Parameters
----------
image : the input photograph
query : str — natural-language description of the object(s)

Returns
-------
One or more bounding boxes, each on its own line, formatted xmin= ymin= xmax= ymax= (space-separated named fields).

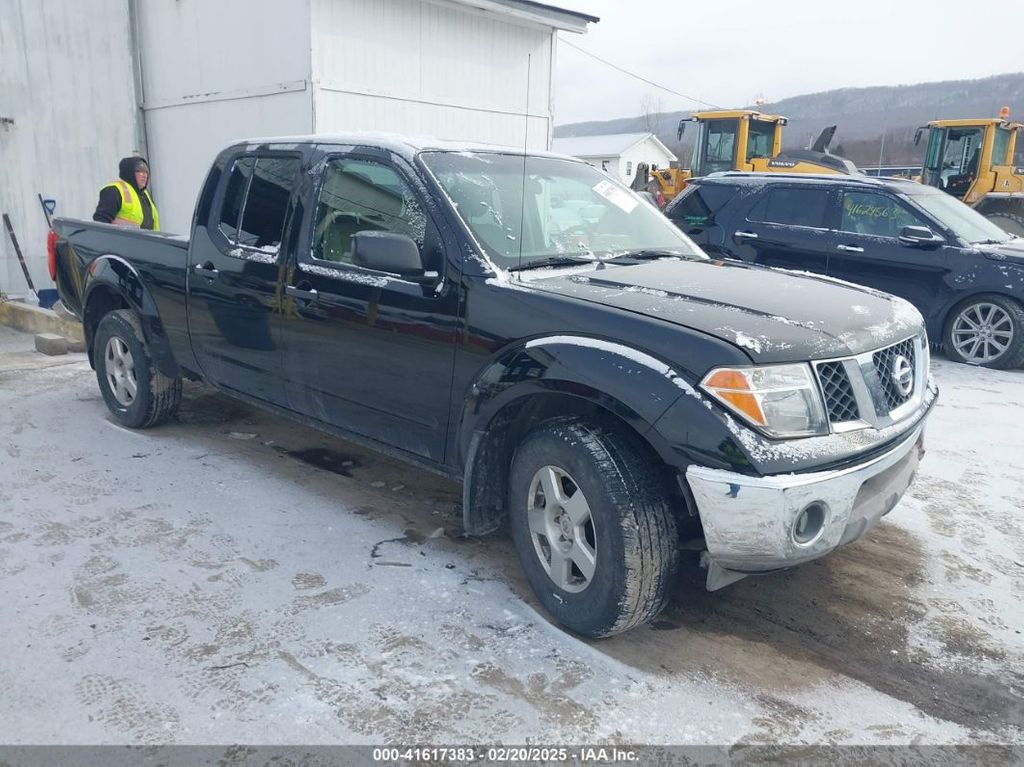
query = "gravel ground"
xmin=0 ymin=325 xmax=1022 ymax=748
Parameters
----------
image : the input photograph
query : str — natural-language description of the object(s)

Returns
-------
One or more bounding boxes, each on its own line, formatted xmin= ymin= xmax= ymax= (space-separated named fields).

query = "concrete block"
xmin=35 ymin=333 xmax=68 ymax=356
xmin=53 ymin=300 xmax=76 ymax=321
xmin=66 ymin=336 xmax=87 ymax=353
xmin=0 ymin=300 xmax=84 ymax=342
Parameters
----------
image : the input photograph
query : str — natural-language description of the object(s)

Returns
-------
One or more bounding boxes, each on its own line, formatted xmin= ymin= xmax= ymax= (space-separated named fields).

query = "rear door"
xmin=665 ymin=182 xmax=740 ymax=257
xmin=187 ymin=149 xmax=306 ymax=405
xmin=278 ymin=147 xmax=460 ymax=463
xmin=728 ymin=184 xmax=835 ymax=273
xmin=827 ymin=189 xmax=952 ymax=314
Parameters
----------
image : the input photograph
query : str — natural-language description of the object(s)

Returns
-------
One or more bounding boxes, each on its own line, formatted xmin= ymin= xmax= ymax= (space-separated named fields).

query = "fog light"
xmin=793 ymin=502 xmax=826 ymax=545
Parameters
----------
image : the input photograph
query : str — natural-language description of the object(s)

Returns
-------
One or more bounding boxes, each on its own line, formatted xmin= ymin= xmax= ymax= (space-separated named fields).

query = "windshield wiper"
xmin=507 ymin=255 xmax=595 ymax=272
xmin=603 ymin=249 xmax=691 ymax=263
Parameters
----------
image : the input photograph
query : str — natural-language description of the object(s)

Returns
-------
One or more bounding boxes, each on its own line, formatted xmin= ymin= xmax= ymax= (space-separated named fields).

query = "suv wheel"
xmin=508 ymin=417 xmax=678 ymax=638
xmin=94 ymin=310 xmax=183 ymax=427
xmin=944 ymin=294 xmax=1024 ymax=369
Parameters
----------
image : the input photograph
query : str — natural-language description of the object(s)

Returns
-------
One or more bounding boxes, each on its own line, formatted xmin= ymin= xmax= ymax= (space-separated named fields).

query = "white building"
xmin=0 ymin=0 xmax=596 ymax=296
xmin=552 ymin=132 xmax=677 ymax=185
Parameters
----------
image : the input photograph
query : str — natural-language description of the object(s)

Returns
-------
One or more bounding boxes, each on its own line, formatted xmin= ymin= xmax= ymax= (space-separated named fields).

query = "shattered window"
xmin=313 ymin=159 xmax=426 ymax=265
xmin=238 ymin=157 xmax=301 ymax=250
xmin=218 ymin=155 xmax=300 ymax=255
xmin=218 ymin=157 xmax=255 ymax=242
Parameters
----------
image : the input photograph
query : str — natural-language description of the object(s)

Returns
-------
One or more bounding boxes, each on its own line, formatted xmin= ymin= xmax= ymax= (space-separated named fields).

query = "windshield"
xmin=907 ymin=189 xmax=1013 ymax=244
xmin=421 ymin=151 xmax=703 ymax=269
xmin=923 ymin=127 xmax=983 ymax=189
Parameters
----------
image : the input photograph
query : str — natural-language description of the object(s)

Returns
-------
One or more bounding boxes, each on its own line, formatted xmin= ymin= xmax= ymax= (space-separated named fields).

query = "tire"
xmin=508 ymin=417 xmax=679 ymax=638
xmin=985 ymin=210 xmax=1024 ymax=238
xmin=943 ymin=294 xmax=1024 ymax=369
xmin=93 ymin=309 xmax=182 ymax=428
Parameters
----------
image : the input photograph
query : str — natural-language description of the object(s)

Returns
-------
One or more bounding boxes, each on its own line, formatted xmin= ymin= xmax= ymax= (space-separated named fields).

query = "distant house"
xmin=552 ymin=132 xmax=678 ymax=184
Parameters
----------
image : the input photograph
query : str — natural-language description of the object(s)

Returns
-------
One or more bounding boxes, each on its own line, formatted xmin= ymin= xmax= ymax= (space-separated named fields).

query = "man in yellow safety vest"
xmin=92 ymin=156 xmax=159 ymax=231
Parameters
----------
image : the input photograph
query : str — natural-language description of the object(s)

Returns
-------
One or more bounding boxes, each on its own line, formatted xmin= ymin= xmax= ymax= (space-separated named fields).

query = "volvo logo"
xmin=892 ymin=355 xmax=914 ymax=397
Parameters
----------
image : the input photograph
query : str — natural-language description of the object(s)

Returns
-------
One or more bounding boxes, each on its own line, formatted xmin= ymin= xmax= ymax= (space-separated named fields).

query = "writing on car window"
xmin=840 ymin=192 xmax=924 ymax=238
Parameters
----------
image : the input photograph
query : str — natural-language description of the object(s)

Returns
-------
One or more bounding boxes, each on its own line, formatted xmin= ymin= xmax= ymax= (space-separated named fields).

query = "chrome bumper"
xmin=686 ymin=421 xmax=926 ymax=590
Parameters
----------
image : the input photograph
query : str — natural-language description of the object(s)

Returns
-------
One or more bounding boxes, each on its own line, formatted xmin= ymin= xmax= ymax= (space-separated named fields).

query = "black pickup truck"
xmin=51 ymin=135 xmax=937 ymax=637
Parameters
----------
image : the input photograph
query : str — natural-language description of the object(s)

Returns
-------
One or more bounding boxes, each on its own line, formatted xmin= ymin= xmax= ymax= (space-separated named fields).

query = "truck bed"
xmin=53 ymin=218 xmax=189 ymax=319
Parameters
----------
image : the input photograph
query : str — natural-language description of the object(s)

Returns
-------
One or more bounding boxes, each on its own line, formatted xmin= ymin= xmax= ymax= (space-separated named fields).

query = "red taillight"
xmin=656 ymin=192 xmax=666 ymax=209
xmin=47 ymin=228 xmax=57 ymax=281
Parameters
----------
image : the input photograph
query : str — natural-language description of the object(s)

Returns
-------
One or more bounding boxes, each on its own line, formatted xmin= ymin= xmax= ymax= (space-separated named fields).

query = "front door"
xmin=827 ymin=189 xmax=951 ymax=316
xmin=187 ymin=151 xmax=304 ymax=405
xmin=278 ymin=149 xmax=460 ymax=463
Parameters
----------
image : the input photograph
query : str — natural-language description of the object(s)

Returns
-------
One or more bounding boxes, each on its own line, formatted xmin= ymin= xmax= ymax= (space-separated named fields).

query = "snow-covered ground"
xmin=0 ymin=326 xmax=1021 ymax=746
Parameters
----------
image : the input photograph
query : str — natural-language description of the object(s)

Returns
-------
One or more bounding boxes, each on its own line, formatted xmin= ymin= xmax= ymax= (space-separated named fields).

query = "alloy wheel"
xmin=104 ymin=336 xmax=138 ymax=406
xmin=951 ymin=302 xmax=1014 ymax=364
xmin=526 ymin=465 xmax=597 ymax=593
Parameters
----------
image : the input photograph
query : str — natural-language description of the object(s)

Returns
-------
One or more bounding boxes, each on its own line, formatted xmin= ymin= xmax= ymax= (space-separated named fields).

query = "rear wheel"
xmin=94 ymin=310 xmax=182 ymax=428
xmin=943 ymin=294 xmax=1024 ymax=369
xmin=508 ymin=417 xmax=678 ymax=638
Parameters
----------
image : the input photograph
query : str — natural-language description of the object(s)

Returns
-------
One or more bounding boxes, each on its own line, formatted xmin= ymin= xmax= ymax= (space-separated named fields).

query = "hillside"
xmin=554 ymin=72 xmax=1024 ymax=167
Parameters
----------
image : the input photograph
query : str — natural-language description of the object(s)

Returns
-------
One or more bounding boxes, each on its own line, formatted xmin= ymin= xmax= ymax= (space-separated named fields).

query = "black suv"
xmin=666 ymin=172 xmax=1024 ymax=369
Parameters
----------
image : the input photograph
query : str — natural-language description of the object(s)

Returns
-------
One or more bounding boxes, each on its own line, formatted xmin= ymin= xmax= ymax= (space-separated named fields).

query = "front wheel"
xmin=943 ymin=294 xmax=1024 ymax=369
xmin=94 ymin=310 xmax=182 ymax=428
xmin=508 ymin=417 xmax=679 ymax=638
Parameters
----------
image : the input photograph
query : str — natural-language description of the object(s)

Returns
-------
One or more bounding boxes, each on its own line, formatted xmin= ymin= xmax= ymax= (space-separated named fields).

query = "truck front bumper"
xmin=685 ymin=421 xmax=926 ymax=590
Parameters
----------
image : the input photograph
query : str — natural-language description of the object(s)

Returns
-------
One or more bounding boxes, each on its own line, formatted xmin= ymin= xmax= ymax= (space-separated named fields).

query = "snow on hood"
xmin=520 ymin=259 xmax=923 ymax=363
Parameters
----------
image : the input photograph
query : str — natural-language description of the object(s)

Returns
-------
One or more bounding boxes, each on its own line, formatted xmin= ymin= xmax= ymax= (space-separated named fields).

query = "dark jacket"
xmin=93 ymin=156 xmax=155 ymax=230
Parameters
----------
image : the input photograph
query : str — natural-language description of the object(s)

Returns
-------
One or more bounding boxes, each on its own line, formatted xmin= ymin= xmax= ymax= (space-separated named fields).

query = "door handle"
xmin=836 ymin=244 xmax=865 ymax=253
xmin=734 ymin=231 xmax=758 ymax=240
xmin=285 ymin=285 xmax=319 ymax=303
xmin=193 ymin=262 xmax=219 ymax=277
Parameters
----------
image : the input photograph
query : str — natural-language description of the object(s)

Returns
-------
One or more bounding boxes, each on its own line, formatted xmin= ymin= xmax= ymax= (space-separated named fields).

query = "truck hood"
xmin=522 ymin=259 xmax=923 ymax=363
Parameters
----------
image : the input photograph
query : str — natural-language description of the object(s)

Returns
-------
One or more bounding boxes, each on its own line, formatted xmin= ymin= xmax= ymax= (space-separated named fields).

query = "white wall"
xmin=0 ymin=0 xmax=139 ymax=294
xmin=310 ymin=0 xmax=554 ymax=150
xmin=1 ymin=0 xmax=569 ymax=268
xmin=616 ymin=140 xmax=676 ymax=185
xmin=137 ymin=0 xmax=313 ymax=232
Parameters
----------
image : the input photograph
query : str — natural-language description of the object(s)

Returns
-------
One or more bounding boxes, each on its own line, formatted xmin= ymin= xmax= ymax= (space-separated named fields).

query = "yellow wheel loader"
xmin=914 ymin=110 xmax=1024 ymax=236
xmin=647 ymin=110 xmax=856 ymax=206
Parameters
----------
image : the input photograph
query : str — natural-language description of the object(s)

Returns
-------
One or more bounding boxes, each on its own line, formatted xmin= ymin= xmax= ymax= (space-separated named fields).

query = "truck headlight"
xmin=701 ymin=364 xmax=828 ymax=438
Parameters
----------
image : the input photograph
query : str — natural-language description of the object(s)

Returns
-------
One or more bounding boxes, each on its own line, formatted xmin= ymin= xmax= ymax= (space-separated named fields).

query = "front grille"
xmin=873 ymin=338 xmax=917 ymax=412
xmin=816 ymin=361 xmax=860 ymax=423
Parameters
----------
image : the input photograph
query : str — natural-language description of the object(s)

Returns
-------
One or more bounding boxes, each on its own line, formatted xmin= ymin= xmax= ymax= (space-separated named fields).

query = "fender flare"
xmin=457 ymin=335 xmax=702 ymax=535
xmin=82 ymin=255 xmax=180 ymax=378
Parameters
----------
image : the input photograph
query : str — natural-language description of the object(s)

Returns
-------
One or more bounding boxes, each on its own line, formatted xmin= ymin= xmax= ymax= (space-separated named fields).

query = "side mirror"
xmin=351 ymin=231 xmax=438 ymax=284
xmin=913 ymin=127 xmax=924 ymax=146
xmin=898 ymin=225 xmax=943 ymax=248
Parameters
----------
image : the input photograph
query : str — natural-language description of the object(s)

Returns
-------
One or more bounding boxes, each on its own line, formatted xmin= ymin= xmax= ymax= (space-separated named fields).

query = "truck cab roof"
xmin=230 ymin=133 xmax=581 ymax=165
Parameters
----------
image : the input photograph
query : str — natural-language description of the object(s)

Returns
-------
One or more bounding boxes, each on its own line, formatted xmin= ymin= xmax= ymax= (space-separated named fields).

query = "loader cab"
xmin=686 ymin=111 xmax=784 ymax=177
xmin=920 ymin=119 xmax=1019 ymax=199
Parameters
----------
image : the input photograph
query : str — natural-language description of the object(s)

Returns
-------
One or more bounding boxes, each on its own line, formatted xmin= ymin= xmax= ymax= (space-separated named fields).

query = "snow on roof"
xmin=449 ymin=0 xmax=598 ymax=33
xmin=233 ymin=132 xmax=586 ymax=164
xmin=551 ymin=132 xmax=677 ymax=161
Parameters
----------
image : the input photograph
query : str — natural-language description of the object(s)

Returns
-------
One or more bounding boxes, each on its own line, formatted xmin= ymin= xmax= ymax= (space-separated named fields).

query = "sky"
xmin=552 ymin=0 xmax=1024 ymax=126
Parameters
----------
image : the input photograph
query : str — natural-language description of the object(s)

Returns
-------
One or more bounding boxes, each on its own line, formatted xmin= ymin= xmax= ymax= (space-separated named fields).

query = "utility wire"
xmin=560 ymin=39 xmax=725 ymax=111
